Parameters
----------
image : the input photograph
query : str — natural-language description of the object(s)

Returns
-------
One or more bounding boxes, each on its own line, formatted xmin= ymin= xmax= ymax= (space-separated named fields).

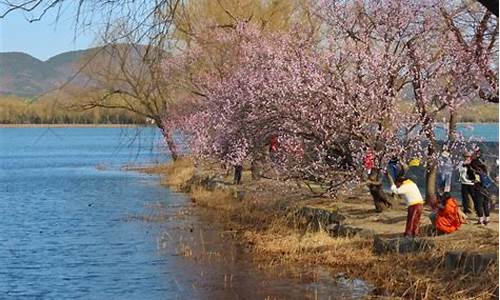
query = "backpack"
xmin=479 ymin=172 xmax=492 ymax=189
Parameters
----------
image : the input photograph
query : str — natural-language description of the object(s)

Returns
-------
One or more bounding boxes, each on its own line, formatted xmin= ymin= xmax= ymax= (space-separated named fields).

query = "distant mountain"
xmin=0 ymin=49 xmax=97 ymax=97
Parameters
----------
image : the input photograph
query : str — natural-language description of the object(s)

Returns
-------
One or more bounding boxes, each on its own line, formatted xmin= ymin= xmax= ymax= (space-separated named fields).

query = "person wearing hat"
xmin=391 ymin=176 xmax=424 ymax=237
xmin=458 ymin=151 xmax=476 ymax=215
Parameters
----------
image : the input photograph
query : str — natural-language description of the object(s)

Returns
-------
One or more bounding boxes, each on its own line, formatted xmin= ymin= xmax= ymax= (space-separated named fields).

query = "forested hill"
xmin=0 ymin=49 xmax=96 ymax=97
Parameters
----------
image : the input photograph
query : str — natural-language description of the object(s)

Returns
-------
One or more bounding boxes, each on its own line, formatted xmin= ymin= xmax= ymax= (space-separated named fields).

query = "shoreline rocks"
xmin=373 ymin=236 xmax=435 ymax=254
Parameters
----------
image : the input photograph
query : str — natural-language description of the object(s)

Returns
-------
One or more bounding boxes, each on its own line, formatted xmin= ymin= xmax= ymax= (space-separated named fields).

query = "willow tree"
xmin=172 ymin=0 xmax=319 ymax=43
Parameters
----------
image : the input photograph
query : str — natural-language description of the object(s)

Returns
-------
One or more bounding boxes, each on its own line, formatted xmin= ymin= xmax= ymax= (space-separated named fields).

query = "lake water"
xmin=0 ymin=124 xmax=497 ymax=299
xmin=0 ymin=127 xmax=371 ymax=299
xmin=435 ymin=123 xmax=498 ymax=142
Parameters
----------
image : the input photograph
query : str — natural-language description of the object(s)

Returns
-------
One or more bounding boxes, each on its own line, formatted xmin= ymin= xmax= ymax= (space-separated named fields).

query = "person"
xmin=470 ymin=149 xmax=492 ymax=225
xmin=391 ymin=177 xmax=424 ymax=237
xmin=386 ymin=156 xmax=407 ymax=199
xmin=458 ymin=151 xmax=476 ymax=214
xmin=386 ymin=156 xmax=401 ymax=187
xmin=470 ymin=147 xmax=488 ymax=175
xmin=233 ymin=164 xmax=243 ymax=185
xmin=362 ymin=147 xmax=375 ymax=175
xmin=269 ymin=135 xmax=279 ymax=153
xmin=438 ymin=149 xmax=453 ymax=194
xmin=430 ymin=192 xmax=466 ymax=234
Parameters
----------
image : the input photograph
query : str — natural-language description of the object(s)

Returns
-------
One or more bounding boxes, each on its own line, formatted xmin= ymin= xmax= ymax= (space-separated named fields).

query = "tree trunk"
xmin=367 ymin=169 xmax=392 ymax=212
xmin=250 ymin=159 xmax=261 ymax=180
xmin=425 ymin=143 xmax=438 ymax=209
xmin=160 ymin=126 xmax=179 ymax=161
xmin=250 ymin=144 xmax=266 ymax=180
xmin=448 ymin=110 xmax=457 ymax=145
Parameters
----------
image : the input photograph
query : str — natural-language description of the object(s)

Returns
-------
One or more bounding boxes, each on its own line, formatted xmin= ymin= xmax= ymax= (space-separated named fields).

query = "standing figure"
xmin=233 ymin=164 xmax=243 ymax=185
xmin=438 ymin=149 xmax=453 ymax=194
xmin=391 ymin=177 xmax=424 ymax=237
xmin=458 ymin=151 xmax=476 ymax=214
xmin=363 ymin=148 xmax=375 ymax=175
xmin=269 ymin=135 xmax=279 ymax=153
xmin=470 ymin=148 xmax=491 ymax=225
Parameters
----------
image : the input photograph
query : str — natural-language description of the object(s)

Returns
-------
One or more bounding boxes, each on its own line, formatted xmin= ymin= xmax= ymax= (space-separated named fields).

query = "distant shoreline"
xmin=0 ymin=124 xmax=150 ymax=128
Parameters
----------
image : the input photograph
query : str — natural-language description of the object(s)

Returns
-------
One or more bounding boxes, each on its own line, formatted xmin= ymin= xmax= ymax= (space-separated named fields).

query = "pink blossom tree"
xmin=169 ymin=0 xmax=497 ymax=209
xmin=174 ymin=23 xmax=419 ymax=207
xmin=320 ymin=0 xmax=497 ymax=205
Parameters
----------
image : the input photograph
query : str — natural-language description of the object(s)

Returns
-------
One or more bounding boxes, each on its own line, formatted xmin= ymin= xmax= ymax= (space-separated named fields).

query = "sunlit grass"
xmin=153 ymin=157 xmax=498 ymax=299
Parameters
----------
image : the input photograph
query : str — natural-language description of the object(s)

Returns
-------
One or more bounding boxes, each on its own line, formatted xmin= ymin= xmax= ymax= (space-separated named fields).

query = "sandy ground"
xmin=310 ymin=195 xmax=498 ymax=231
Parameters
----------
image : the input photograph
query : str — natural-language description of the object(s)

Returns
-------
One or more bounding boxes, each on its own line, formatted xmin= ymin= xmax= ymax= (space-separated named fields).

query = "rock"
xmin=233 ymin=190 xmax=246 ymax=201
xmin=445 ymin=251 xmax=498 ymax=274
xmin=373 ymin=236 xmax=435 ymax=255
xmin=295 ymin=206 xmax=346 ymax=231
xmin=327 ymin=224 xmax=376 ymax=238
xmin=181 ymin=175 xmax=230 ymax=193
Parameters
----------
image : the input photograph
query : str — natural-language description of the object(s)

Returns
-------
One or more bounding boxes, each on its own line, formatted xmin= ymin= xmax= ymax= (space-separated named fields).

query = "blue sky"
xmin=0 ymin=4 xmax=97 ymax=61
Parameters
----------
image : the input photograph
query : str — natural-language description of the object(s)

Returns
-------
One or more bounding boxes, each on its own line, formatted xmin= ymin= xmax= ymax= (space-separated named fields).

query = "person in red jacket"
xmin=269 ymin=135 xmax=279 ymax=153
xmin=431 ymin=193 xmax=466 ymax=234
xmin=362 ymin=148 xmax=375 ymax=175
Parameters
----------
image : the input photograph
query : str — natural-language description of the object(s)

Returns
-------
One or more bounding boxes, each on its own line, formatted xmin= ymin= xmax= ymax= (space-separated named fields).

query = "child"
xmin=391 ymin=177 xmax=424 ymax=237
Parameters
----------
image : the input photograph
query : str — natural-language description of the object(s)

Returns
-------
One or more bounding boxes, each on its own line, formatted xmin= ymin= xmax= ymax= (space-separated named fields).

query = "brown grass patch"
xmin=158 ymin=157 xmax=195 ymax=189
xmin=190 ymin=186 xmax=234 ymax=210
xmin=156 ymin=157 xmax=499 ymax=299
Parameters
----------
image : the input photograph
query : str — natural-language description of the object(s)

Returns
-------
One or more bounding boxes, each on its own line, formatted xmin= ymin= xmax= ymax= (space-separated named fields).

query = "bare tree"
xmin=71 ymin=25 xmax=181 ymax=159
xmin=0 ymin=0 xmax=184 ymax=159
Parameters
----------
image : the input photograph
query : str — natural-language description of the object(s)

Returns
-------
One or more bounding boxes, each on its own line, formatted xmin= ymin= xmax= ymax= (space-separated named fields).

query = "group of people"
xmin=236 ymin=137 xmax=495 ymax=238
xmin=389 ymin=147 xmax=495 ymax=238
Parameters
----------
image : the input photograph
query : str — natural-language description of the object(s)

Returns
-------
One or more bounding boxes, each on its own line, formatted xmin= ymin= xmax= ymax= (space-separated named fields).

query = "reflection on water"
xmin=151 ymin=203 xmax=372 ymax=299
xmin=0 ymin=128 xmax=370 ymax=299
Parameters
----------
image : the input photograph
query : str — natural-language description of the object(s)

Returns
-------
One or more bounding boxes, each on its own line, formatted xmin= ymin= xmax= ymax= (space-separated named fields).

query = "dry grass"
xmin=162 ymin=157 xmax=195 ymax=188
xmin=190 ymin=186 xmax=234 ymax=210
xmin=397 ymin=101 xmax=498 ymax=123
xmin=242 ymin=225 xmax=367 ymax=263
xmin=457 ymin=103 xmax=499 ymax=123
xmin=136 ymin=157 xmax=196 ymax=190
xmin=154 ymin=158 xmax=499 ymax=299
xmin=243 ymin=225 xmax=498 ymax=299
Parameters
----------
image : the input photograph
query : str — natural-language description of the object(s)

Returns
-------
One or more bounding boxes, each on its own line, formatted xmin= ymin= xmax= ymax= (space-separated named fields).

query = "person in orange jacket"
xmin=431 ymin=192 xmax=466 ymax=234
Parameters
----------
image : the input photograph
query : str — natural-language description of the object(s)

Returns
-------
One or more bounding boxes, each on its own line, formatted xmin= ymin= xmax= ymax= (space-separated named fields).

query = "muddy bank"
xmin=145 ymin=158 xmax=499 ymax=299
